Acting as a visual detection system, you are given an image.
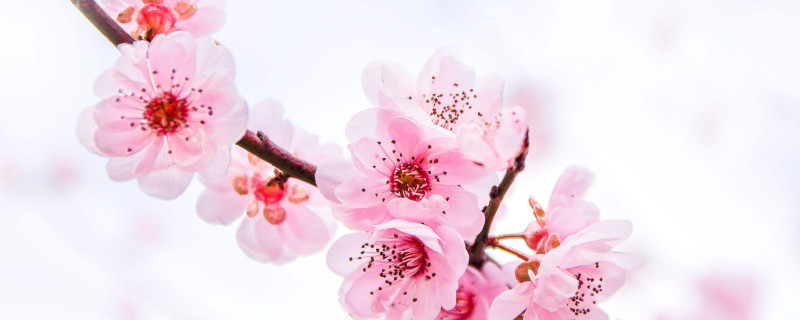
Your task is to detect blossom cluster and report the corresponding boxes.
[74,4,637,320]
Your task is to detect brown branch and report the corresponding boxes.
[71,0,134,46]
[236,131,317,186]
[469,131,530,267]
[72,0,319,186]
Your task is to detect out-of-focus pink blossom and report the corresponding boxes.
[101,0,225,41]
[77,32,247,199]
[436,263,508,320]
[196,100,340,264]
[362,48,528,171]
[325,109,485,239]
[659,273,759,320]
[490,220,636,319]
[327,220,468,320]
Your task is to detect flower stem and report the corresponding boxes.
[495,233,526,240]
[70,0,319,186]
[487,242,530,261]
[469,131,530,267]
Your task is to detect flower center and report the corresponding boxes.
[437,286,474,320]
[391,163,430,201]
[143,93,189,136]
[233,167,310,225]
[349,234,436,299]
[135,4,176,41]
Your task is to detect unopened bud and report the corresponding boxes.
[514,260,541,283]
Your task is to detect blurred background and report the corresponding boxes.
[1,0,798,318]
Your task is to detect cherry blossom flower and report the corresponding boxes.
[487,166,638,319]
[327,109,486,239]
[361,48,528,170]
[327,220,468,320]
[77,32,248,199]
[196,100,340,264]
[435,263,508,320]
[489,220,635,320]
[101,0,225,41]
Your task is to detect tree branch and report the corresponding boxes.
[237,131,317,186]
[71,0,319,186]
[469,131,530,267]
[71,0,134,46]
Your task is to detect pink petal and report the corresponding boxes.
[387,116,423,155]
[547,202,600,238]
[174,7,225,36]
[247,99,285,140]
[348,137,395,179]
[331,205,391,231]
[375,220,444,255]
[335,175,387,207]
[548,166,595,211]
[345,108,396,143]
[206,96,248,145]
[362,62,416,107]
[147,32,196,91]
[193,36,235,82]
[136,165,193,199]
[326,232,370,276]
[432,185,482,240]
[196,189,246,225]
[488,286,531,320]
[76,106,101,155]
[315,157,359,203]
[236,217,294,264]
[277,205,332,255]
[343,269,385,318]
[93,127,155,157]
[197,145,231,181]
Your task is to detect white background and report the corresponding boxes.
[1,0,799,318]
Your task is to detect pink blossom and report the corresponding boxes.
[489,220,636,320]
[328,109,486,239]
[101,0,225,41]
[487,166,637,319]
[361,48,528,170]
[524,166,601,254]
[327,220,468,320]
[77,32,247,199]
[435,263,508,320]
[196,100,340,263]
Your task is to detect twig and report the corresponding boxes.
[71,0,134,46]
[469,131,530,267]
[495,233,525,240]
[71,0,319,186]
[236,131,317,186]
[486,241,530,261]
